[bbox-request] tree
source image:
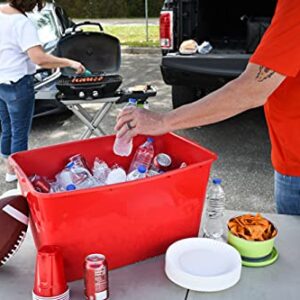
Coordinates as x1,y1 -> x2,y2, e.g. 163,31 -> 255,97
55,0 -> 163,18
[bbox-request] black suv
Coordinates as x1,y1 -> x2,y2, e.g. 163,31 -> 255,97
160,0 -> 276,108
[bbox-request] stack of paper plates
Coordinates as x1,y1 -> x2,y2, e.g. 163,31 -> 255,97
165,238 -> 242,292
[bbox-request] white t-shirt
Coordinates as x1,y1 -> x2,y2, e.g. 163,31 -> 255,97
0,10 -> 41,83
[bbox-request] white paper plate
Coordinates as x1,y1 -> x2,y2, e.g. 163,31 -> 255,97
165,238 -> 242,292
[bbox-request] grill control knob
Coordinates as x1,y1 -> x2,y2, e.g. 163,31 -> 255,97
79,91 -> 85,99
92,90 -> 99,98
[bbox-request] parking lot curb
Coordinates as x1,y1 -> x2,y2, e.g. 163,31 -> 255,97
122,46 -> 161,55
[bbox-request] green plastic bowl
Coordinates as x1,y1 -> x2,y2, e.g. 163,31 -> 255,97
227,218 -> 278,259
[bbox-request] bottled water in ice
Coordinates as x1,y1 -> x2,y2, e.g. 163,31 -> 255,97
106,165 -> 127,185
128,138 -> 154,173
203,178 -> 226,240
56,163 -> 76,191
127,165 -> 147,181
92,158 -> 111,184
113,98 -> 137,157
50,181 -> 65,193
69,162 -> 97,190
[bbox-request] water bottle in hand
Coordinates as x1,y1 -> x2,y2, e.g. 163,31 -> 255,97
127,165 -> 147,182
128,137 -> 155,173
114,98 -> 137,157
203,178 -> 226,240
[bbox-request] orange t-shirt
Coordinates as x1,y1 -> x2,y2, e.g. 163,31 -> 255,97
250,0 -> 300,176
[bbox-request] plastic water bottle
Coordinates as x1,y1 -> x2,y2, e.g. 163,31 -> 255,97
203,178 -> 226,240
127,165 -> 147,181
56,164 -> 76,191
128,138 -> 155,173
106,165 -> 127,185
50,182 -> 65,193
69,162 -> 97,190
92,158 -> 111,184
113,98 -> 138,157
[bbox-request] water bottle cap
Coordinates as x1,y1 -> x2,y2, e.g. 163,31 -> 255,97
138,165 -> 147,173
66,184 -> 76,191
128,98 -> 137,104
213,178 -> 222,185
66,162 -> 74,169
147,137 -> 154,143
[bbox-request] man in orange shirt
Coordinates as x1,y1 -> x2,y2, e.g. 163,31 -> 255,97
115,0 -> 300,215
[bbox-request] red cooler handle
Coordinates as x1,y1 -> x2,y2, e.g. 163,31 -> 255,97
8,157 -> 30,197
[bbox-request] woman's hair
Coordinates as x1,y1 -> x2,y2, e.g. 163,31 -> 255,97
8,0 -> 45,13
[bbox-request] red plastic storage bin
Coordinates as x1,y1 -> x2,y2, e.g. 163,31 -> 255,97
10,133 -> 216,282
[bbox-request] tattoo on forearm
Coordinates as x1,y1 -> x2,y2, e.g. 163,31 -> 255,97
256,66 -> 275,82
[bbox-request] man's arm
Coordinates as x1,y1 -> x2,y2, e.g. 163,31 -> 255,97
164,63 -> 285,131
115,63 -> 286,139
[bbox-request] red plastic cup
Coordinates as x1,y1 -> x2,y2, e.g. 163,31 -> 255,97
33,246 -> 68,298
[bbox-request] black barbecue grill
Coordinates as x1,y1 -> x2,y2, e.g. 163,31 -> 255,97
55,22 -> 124,100
57,74 -> 123,100
52,21 -> 156,139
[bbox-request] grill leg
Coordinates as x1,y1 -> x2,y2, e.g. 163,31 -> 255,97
61,98 -> 117,140
80,102 -> 114,139
67,104 -> 103,139
75,104 -> 93,123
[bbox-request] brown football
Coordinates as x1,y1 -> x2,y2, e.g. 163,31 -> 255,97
0,195 -> 29,266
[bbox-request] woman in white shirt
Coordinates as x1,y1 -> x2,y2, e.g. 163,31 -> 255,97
0,0 -> 85,182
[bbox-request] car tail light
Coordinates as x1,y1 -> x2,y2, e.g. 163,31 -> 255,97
160,11 -> 173,50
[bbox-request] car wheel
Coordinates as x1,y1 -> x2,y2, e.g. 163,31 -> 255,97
171,86 -> 209,109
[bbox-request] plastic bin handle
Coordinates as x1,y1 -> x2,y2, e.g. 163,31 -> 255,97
8,157 -> 30,197
19,177 -> 30,198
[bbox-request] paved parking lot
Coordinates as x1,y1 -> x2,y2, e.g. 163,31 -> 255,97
0,53 -> 275,213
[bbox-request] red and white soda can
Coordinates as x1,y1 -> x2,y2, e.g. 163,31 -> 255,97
69,154 -> 89,170
152,153 -> 172,172
84,254 -> 109,300
30,175 -> 51,193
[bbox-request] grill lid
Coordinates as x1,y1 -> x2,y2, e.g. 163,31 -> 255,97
55,22 -> 121,77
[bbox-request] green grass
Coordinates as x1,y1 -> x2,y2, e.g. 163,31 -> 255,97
103,25 -> 159,47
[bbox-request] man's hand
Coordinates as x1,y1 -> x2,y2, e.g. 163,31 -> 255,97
115,107 -> 168,142
114,62 -> 286,137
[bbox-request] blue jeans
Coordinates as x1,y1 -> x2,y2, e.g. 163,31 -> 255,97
275,171 -> 300,215
0,75 -> 35,158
